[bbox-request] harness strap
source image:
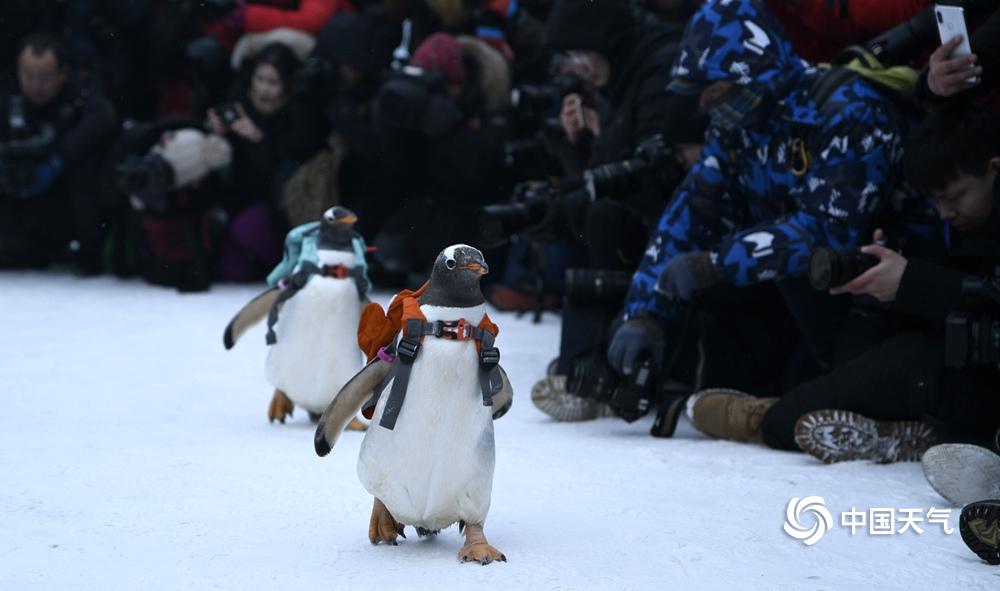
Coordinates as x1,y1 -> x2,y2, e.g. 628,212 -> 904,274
265,261 -> 368,345
376,317 -> 501,430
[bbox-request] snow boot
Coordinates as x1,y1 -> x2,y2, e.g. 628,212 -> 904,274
531,375 -> 609,422
794,409 -> 937,464
689,388 -> 778,442
922,444 -> 1000,507
960,500 -> 1000,565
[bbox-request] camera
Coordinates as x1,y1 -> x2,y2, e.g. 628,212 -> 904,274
584,134 -> 679,202
564,268 -> 633,305
566,355 -> 660,423
478,179 -> 570,245
808,247 -> 880,290
944,276 -> 1000,368
0,95 -> 57,199
115,153 -> 175,212
217,103 -> 241,128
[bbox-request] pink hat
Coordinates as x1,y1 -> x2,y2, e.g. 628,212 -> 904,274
410,33 -> 465,85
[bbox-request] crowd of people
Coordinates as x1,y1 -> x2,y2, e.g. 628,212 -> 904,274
1,0 -> 999,565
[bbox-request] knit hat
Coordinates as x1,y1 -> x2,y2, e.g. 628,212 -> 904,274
410,33 -> 465,85
154,128 -> 232,188
545,0 -> 634,56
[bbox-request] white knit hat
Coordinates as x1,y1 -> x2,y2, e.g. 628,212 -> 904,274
153,128 -> 232,188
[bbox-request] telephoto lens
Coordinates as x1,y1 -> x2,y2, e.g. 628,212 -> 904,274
808,247 -> 880,290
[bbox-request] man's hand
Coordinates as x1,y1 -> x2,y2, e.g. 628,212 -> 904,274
655,251 -> 720,301
607,317 -> 665,376
560,93 -> 599,145
830,230 -> 907,302
928,35 -> 982,97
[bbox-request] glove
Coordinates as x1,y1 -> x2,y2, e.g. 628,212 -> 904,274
655,251 -> 720,301
18,154 -> 62,199
607,317 -> 665,376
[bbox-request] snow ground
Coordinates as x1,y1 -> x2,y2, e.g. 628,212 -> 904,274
2,272 -> 999,591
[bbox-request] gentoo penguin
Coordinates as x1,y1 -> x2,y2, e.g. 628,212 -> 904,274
223,206 -> 368,425
314,244 -> 513,565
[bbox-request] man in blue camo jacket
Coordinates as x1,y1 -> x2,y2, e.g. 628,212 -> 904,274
607,0 -> 911,376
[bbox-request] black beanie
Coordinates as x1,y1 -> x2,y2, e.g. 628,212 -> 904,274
544,0 -> 634,56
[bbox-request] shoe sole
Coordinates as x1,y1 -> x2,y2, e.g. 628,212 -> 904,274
922,444 -> 1000,507
530,375 -> 601,422
960,500 -> 1000,565
794,410 -> 936,464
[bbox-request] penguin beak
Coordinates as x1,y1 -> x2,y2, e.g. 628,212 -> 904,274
462,261 -> 489,275
336,215 -> 358,224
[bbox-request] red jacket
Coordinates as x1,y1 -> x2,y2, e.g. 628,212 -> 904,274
245,0 -> 355,36
765,0 -> 930,63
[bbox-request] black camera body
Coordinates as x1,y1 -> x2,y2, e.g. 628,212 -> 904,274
945,276 -> 1000,369
115,153 -> 175,212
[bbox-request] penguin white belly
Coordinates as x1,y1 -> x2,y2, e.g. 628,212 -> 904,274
266,276 -> 362,414
357,337 -> 495,531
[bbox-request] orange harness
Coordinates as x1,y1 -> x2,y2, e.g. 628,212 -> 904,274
356,282 -> 502,430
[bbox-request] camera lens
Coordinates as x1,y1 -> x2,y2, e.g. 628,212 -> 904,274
808,248 -> 837,290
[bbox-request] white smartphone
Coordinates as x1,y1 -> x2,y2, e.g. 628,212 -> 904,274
935,4 -> 976,82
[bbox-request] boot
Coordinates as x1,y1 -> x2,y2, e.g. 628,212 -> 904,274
922,444 -> 1000,507
794,409 -> 937,464
960,500 -> 1000,565
689,388 -> 778,442
531,375 -> 606,422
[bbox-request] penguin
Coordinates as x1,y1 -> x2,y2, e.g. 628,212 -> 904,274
314,244 -> 513,565
224,206 -> 368,425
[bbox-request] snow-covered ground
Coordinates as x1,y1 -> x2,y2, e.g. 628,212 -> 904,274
3,272 -> 998,590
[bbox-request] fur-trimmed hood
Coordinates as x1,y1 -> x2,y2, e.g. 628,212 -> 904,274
458,36 -> 510,114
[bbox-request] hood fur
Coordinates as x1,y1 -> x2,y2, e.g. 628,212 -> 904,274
458,36 -> 510,114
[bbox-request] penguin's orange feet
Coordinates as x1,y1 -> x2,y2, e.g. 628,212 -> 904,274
267,390 -> 295,424
458,523 -> 506,565
346,417 -> 368,431
368,498 -> 405,545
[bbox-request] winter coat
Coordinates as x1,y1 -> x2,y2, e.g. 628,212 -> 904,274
624,0 -> 911,321
0,71 -> 117,169
245,0 -> 355,36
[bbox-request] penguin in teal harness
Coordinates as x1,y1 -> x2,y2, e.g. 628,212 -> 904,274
223,206 -> 371,424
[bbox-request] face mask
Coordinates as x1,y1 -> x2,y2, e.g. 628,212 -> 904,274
708,84 -> 763,135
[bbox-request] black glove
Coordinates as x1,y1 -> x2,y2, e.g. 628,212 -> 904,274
655,251 -> 720,301
607,317 -> 665,376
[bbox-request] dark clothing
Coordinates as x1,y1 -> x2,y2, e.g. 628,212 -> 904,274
762,217 -> 1000,448
0,72 -> 117,266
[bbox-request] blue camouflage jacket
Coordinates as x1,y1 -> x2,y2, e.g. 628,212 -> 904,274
624,0 -> 908,321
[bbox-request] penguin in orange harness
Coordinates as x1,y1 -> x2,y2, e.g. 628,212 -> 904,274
315,244 -> 513,564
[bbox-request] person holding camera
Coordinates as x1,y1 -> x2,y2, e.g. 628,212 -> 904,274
0,34 -> 117,273
690,102 -> 1000,466
204,42 -> 324,282
606,0 -> 918,422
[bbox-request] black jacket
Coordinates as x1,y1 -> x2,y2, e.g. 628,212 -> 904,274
0,71 -> 117,168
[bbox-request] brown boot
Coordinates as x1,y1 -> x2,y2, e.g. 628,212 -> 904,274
690,388 -> 778,442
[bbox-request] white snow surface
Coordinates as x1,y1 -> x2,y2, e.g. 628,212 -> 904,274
3,272 -> 999,590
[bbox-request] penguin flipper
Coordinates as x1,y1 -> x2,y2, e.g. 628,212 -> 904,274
315,359 -> 391,457
491,365 -> 513,421
223,287 -> 280,349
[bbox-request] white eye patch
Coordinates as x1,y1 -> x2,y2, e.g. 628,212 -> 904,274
323,208 -> 335,222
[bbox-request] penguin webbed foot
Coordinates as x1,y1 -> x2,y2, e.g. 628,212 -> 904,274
458,523 -> 505,565
369,498 -> 405,546
268,390 -> 295,424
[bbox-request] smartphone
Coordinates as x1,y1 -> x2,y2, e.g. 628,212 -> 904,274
935,4 -> 977,82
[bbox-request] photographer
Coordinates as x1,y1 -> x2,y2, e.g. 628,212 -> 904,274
607,0 -> 917,421
206,42 -> 324,281
691,103 -> 1000,464
0,34 -> 117,273
370,32 -> 514,281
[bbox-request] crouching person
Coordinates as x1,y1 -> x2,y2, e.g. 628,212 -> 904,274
692,103 -> 1000,464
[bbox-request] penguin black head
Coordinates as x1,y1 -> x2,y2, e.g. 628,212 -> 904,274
317,206 -> 358,251
420,244 -> 489,308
